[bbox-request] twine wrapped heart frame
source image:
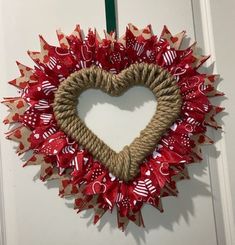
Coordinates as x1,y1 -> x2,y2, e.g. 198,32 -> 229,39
53,63 -> 182,181
3,24 -> 223,230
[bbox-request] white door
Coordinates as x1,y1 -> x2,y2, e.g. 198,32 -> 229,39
0,0 -> 234,245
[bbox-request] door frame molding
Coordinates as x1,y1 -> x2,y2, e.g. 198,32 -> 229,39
192,1 -> 235,245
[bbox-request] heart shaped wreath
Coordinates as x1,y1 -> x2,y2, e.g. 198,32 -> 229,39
3,24 -> 223,230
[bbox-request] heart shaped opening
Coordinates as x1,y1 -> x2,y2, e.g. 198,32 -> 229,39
77,86 -> 157,152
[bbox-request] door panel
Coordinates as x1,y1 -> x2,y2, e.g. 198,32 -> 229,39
0,0 -> 227,245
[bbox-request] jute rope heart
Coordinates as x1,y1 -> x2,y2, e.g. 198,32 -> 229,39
53,63 -> 182,181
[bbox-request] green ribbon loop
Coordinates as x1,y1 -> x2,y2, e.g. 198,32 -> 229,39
105,0 -> 117,34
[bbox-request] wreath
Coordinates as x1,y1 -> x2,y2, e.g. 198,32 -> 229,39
3,24 -> 223,230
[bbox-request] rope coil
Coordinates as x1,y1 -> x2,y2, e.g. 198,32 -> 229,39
53,63 -> 182,182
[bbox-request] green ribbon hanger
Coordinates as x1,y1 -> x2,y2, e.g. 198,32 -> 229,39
105,0 -> 117,34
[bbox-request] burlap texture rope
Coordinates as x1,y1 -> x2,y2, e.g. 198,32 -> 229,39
53,63 -> 182,182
